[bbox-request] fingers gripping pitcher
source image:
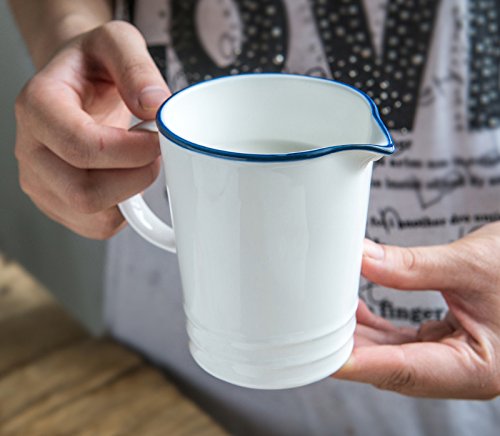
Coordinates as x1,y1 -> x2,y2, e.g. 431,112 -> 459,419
119,74 -> 395,389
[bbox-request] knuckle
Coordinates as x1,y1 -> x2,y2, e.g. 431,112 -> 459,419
122,58 -> 153,82
61,131 -> 93,168
401,247 -> 418,272
19,75 -> 46,107
101,20 -> 143,40
94,21 -> 145,52
375,366 -> 417,393
66,179 -> 102,214
85,21 -> 143,58
373,350 -> 417,393
96,210 -> 124,239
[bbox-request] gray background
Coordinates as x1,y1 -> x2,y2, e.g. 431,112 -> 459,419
0,1 -> 105,333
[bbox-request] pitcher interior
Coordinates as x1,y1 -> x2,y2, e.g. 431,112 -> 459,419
160,75 -> 380,155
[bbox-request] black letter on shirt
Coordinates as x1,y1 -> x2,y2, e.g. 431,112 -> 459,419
311,0 -> 440,132
467,0 -> 500,130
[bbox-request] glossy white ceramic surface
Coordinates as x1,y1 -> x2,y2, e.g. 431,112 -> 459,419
119,74 -> 393,389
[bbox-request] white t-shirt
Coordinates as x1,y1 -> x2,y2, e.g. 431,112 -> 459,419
107,1 -> 500,434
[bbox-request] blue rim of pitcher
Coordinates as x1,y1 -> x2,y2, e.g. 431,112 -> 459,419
156,73 -> 396,162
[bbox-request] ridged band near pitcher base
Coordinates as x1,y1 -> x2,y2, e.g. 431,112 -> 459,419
187,313 -> 356,390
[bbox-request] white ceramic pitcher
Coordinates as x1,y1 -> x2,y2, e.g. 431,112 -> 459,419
119,74 -> 395,389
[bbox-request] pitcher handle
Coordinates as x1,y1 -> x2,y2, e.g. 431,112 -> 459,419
118,121 -> 176,253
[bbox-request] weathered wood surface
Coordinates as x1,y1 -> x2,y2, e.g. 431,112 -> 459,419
0,256 -> 226,435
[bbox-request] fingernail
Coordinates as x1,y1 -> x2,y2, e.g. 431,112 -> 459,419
363,239 -> 385,261
139,86 -> 168,111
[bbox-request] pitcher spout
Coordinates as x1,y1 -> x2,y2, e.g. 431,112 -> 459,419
337,105 -> 396,169
366,104 -> 396,158
323,91 -> 395,164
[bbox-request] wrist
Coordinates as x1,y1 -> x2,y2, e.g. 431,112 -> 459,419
33,13 -> 110,69
9,0 -> 113,69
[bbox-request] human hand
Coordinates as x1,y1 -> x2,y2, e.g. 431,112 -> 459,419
14,21 -> 170,238
333,222 -> 500,399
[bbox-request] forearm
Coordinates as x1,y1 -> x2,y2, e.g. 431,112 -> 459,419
8,0 -> 113,69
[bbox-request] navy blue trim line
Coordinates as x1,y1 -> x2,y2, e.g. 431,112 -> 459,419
156,73 -> 396,162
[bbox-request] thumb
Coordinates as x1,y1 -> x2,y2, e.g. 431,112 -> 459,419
362,239 -> 464,292
332,342 -> 484,398
84,21 -> 170,119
